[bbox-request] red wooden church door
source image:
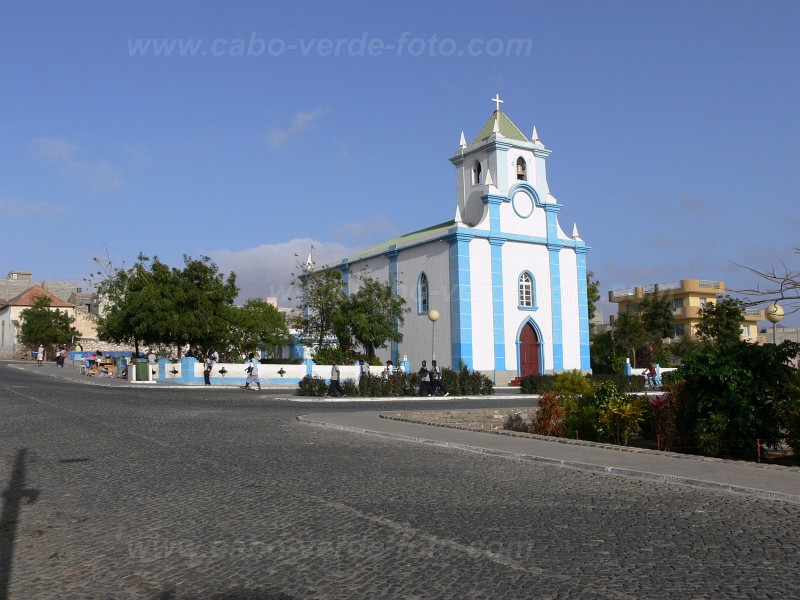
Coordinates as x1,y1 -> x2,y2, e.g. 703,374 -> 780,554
519,323 -> 540,377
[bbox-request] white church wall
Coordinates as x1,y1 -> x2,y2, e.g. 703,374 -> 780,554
468,239 -> 494,370
503,242 -> 554,371
501,189 -> 548,237
559,249 -> 582,369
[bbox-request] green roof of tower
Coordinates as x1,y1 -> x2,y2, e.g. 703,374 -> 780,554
471,110 -> 529,145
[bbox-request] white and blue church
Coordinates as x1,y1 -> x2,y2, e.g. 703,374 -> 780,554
320,96 -> 590,384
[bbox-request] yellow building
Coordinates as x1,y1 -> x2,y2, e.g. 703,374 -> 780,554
608,279 -> 765,343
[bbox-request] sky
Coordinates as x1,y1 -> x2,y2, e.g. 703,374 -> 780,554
2,0 -> 799,327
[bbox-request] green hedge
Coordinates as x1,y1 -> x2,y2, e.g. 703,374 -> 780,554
661,370 -> 682,386
296,367 -> 495,397
519,374 -> 558,394
589,374 -> 645,393
520,373 -> 645,394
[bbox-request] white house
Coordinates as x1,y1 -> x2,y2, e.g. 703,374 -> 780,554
0,284 -> 78,359
314,97 -> 591,384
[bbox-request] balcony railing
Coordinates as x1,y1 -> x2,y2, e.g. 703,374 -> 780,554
610,288 -> 637,299
699,279 -> 722,289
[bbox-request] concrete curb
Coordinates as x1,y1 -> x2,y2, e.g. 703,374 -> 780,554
297,414 -> 800,505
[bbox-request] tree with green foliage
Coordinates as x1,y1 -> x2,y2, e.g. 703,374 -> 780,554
590,330 -> 626,374
587,271 -> 600,324
345,275 -> 407,359
292,268 -> 347,349
97,254 -> 238,356
639,296 -> 674,343
612,311 -> 647,367
172,255 -> 239,352
19,296 -> 82,352
229,299 -> 290,356
695,295 -> 745,346
676,340 -> 800,457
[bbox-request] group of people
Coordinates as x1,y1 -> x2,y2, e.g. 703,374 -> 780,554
34,343 -> 69,367
417,359 -> 449,397
327,358 -> 449,397
202,348 -> 261,390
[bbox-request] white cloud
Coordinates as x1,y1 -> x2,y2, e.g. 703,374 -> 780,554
0,192 -> 71,218
206,238 -> 360,307
333,215 -> 397,244
28,137 -> 122,193
266,107 -> 329,149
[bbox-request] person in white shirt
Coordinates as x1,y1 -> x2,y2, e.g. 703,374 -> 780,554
429,359 -> 449,397
329,359 -> 344,397
244,353 -> 261,390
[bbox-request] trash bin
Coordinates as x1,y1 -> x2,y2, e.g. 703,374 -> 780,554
135,361 -> 149,382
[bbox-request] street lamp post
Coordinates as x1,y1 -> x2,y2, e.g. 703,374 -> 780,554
765,303 -> 784,345
428,309 -> 440,361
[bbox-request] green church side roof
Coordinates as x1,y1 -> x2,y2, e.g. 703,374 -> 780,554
471,110 -> 529,145
347,220 -> 455,262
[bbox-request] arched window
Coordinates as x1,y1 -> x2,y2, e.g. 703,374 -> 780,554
516,157 -> 527,181
418,272 -> 429,313
518,272 -> 535,308
472,161 -> 482,185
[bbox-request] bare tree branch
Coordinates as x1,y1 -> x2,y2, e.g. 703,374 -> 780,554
729,248 -> 800,314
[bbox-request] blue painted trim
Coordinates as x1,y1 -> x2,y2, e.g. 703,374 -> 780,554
515,317 -> 544,376
575,246 -> 591,370
388,248 -> 400,363
446,232 -> 473,369
338,261 -> 350,295
489,237 -> 505,371
507,182 -> 543,207
333,223 -> 590,267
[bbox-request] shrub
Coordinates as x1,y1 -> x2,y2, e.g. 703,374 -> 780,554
520,374 -> 557,394
456,366 -> 494,395
696,412 -> 729,457
594,381 -> 648,445
660,370 -> 682,387
297,375 -> 328,397
562,399 -> 600,441
530,393 -> 565,436
642,386 -> 679,451
589,373 -> 645,393
312,346 -> 357,366
553,370 -> 593,397
677,340 -> 800,457
778,370 -> 800,455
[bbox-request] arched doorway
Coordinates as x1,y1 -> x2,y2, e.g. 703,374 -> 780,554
519,322 -> 540,377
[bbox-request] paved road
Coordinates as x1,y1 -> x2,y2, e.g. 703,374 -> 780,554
1,364 -> 799,599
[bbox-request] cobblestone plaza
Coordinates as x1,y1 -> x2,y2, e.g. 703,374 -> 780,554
1,365 -> 799,598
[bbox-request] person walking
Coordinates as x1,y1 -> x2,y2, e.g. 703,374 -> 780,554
204,350 -> 217,386
418,360 -> 431,396
429,359 -> 449,396
244,353 -> 261,390
329,359 -> 345,397
36,344 -> 44,366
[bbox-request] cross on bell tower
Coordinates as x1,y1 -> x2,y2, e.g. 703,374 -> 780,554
491,93 -> 504,112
